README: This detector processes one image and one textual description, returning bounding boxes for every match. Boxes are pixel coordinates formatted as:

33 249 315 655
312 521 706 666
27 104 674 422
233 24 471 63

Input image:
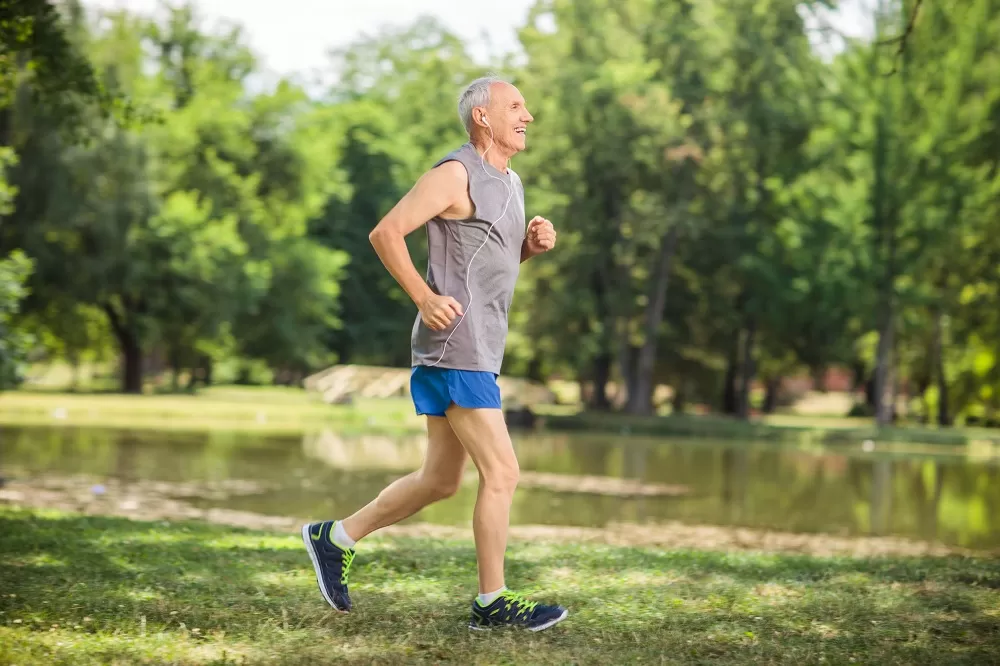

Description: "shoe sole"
468 608 569 632
301 524 349 613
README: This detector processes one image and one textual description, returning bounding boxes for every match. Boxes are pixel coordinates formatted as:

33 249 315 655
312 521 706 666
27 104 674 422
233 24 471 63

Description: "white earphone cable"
426 124 515 367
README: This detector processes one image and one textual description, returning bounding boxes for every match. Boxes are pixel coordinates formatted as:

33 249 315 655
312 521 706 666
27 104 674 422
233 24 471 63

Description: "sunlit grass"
0 388 423 435
2 506 999 665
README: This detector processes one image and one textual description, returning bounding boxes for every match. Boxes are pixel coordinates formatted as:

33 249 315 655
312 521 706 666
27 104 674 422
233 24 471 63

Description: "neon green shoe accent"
310 524 322 540
339 548 356 586
500 590 538 619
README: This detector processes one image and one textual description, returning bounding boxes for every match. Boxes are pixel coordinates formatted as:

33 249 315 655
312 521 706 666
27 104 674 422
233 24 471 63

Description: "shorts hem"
410 366 502 417
414 398 502 417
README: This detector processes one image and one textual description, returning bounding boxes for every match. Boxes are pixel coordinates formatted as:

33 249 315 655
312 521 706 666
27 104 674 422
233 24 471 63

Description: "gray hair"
458 75 506 135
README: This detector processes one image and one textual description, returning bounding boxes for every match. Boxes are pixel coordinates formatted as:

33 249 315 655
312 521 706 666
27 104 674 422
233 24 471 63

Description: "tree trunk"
588 352 613 411
672 380 686 414
865 373 877 410
721 338 739 415
526 353 544 383
202 355 214 386
0 107 10 150
915 367 931 424
851 358 867 392
121 332 143 394
871 92 896 427
874 304 894 426
169 344 182 392
762 376 781 414
587 260 615 411
626 224 679 416
738 318 757 420
934 311 951 426
68 352 80 392
811 366 826 392
617 341 637 408
102 303 143 394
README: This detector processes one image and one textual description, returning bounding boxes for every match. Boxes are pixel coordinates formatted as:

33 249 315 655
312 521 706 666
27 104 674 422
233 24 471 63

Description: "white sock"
477 586 507 606
332 520 357 549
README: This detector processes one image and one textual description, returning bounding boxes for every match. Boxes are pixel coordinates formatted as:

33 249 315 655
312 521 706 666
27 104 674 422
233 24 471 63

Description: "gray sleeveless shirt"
410 142 525 373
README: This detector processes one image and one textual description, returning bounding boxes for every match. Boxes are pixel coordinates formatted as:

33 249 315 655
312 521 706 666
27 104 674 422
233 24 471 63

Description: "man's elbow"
368 225 390 248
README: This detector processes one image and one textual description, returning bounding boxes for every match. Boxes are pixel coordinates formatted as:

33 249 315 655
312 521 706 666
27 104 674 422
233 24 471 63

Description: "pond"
2 424 998 550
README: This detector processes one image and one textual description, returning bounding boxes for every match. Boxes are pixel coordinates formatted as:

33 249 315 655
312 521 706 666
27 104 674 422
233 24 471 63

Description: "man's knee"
446 406 520 494
480 456 519 494
420 467 464 500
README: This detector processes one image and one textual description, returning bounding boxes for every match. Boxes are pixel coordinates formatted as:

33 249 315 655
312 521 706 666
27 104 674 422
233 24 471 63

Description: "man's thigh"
444 406 517 474
422 415 468 480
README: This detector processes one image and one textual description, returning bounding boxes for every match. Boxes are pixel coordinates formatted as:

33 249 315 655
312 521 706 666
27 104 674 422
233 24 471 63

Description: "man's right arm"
368 161 467 322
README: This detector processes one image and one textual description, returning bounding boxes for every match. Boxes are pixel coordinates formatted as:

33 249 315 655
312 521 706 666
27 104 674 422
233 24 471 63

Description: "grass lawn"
1 507 999 665
0 387 425 436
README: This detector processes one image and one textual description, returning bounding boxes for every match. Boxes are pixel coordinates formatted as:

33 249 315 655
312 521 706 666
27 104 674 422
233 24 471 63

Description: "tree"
4 3 346 392
0 0 125 391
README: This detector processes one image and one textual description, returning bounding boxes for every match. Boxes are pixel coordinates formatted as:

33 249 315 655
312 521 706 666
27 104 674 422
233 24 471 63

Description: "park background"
1 0 999 664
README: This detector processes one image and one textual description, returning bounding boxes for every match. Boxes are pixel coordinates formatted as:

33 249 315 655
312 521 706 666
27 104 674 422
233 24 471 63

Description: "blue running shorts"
410 366 502 416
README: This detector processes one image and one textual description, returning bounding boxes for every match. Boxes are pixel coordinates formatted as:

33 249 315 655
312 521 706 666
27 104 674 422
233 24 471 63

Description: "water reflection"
1 424 998 549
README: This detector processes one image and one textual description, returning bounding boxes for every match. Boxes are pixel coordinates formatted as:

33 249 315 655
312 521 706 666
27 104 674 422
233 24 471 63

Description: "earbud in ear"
482 115 490 127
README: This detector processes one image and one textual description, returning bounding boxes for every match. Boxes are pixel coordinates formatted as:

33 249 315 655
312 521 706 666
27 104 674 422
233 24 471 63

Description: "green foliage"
0 147 32 390
0 1 99 106
503 0 1000 423
0 0 998 422
0 145 16 211
0 0 136 141
234 237 348 373
2 3 347 392
0 249 33 389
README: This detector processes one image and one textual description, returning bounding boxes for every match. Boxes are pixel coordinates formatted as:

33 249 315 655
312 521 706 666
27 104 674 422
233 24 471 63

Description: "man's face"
486 82 534 154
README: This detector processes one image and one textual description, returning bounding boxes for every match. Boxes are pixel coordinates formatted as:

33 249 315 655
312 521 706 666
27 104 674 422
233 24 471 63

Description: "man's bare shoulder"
409 159 468 194
431 159 469 185
419 159 473 219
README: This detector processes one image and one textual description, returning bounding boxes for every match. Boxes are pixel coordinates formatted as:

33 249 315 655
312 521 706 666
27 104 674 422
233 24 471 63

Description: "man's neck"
471 136 512 173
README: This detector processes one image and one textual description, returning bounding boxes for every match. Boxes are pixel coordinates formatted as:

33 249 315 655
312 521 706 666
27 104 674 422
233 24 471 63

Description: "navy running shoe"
468 590 568 632
301 520 355 612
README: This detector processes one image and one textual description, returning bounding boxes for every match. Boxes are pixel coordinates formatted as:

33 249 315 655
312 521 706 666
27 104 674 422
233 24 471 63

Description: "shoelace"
500 590 538 616
340 549 355 586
